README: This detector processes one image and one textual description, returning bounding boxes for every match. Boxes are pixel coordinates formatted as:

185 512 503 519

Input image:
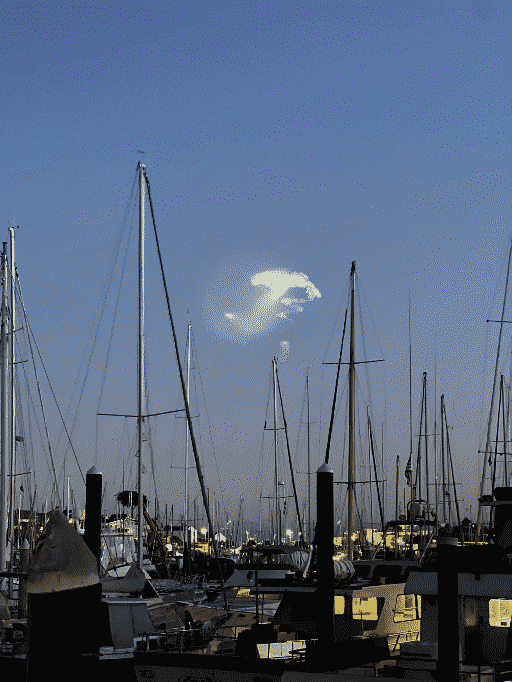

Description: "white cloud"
205 266 321 343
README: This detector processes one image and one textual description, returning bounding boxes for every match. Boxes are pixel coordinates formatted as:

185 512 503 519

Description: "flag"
405 455 412 487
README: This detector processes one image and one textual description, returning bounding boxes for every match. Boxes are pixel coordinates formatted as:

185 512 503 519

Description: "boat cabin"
224 544 312 588
268 580 421 652
404 546 512 665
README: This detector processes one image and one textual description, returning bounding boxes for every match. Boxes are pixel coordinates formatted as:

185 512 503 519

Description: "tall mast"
424 372 430 516
184 322 191 556
394 455 399 558
0 243 8 575
137 161 146 569
348 261 356 562
409 297 412 465
408 295 415 539
9 228 15 550
307 372 311 543
441 394 446 523
273 358 279 543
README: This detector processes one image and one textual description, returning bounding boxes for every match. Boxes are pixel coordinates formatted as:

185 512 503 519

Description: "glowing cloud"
204 266 321 343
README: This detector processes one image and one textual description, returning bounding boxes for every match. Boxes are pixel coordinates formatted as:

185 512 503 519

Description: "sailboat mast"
137 161 146 569
184 322 191 555
441 394 446 523
307 373 311 543
9 228 15 550
0 243 8 574
273 358 279 543
348 261 356 562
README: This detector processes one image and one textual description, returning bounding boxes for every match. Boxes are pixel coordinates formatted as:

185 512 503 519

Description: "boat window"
464 598 477 627
393 594 421 622
334 596 345 615
352 596 381 621
489 599 512 628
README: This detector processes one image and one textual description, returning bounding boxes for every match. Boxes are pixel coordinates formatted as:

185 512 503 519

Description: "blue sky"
1 0 511 536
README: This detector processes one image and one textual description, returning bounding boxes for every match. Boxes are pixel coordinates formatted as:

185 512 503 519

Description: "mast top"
351 261 356 274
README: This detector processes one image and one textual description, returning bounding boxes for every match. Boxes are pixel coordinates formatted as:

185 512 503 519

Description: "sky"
1 0 511 540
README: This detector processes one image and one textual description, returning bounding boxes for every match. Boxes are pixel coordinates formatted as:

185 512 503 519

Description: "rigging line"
147 420 159 509
325 307 348 465
15 273 62 500
190 334 207 482
96 194 137 462
356 272 386 358
322 291 348 365
492 378 503 492
18 367 35 503
13 371 30 487
353 487 365 548
355 400 366 518
356 276 378 432
353 360 382 470
414 375 426 495
444 401 461 530
294 374 309 461
333 374 350 490
142 373 158 505
275 358 304 541
22 303 85 487
191 328 226 515
64 171 139 455
12 290 35 502
124 420 136 489
92 202 138 455
260 365 275 503
257 395 268 524
319 283 351 465
368 411 385 534
145 171 226 603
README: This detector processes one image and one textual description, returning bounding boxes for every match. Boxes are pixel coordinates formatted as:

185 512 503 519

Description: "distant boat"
224 542 311 589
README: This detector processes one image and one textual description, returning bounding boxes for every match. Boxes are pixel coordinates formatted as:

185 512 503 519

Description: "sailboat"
96 162 240 651
95 163 158 600
225 358 311 593
269 263 422 654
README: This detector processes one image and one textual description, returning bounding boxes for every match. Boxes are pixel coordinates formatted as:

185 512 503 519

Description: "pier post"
315 462 334 668
436 542 460 680
84 465 102 572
